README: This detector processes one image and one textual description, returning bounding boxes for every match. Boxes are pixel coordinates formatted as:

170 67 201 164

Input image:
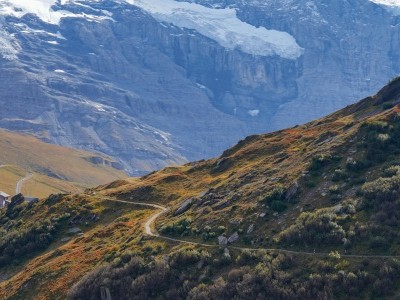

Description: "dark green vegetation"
0 193 112 269
69 247 400 300
2 78 400 299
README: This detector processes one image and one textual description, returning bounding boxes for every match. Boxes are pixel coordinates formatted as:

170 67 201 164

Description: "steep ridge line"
16 173 33 194
106 199 400 259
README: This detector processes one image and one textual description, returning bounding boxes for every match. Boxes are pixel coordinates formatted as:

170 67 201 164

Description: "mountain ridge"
1 0 399 174
2 78 400 299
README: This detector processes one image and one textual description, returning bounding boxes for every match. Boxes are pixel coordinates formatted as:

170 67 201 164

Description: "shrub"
376 133 390 144
0 222 57 267
346 159 371 172
328 251 341 260
369 236 389 249
332 169 348 182
160 218 192 235
278 209 346 246
383 103 395 110
362 121 388 132
362 175 400 203
305 180 317 188
383 165 400 177
263 185 286 203
270 201 287 213
329 185 340 195
262 185 289 212
309 154 332 171
217 226 227 234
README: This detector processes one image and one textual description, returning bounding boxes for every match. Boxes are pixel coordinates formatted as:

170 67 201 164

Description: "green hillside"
2 78 400 299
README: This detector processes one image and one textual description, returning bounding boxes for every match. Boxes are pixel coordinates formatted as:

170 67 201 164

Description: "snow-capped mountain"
371 0 400 14
0 0 399 174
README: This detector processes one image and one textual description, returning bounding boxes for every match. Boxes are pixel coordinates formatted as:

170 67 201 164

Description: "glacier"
0 0 304 59
127 0 304 59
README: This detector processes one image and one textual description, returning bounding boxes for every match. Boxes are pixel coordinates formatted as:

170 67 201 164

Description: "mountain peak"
371 0 400 15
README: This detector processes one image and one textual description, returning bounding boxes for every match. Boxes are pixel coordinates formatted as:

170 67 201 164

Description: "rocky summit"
0 0 399 174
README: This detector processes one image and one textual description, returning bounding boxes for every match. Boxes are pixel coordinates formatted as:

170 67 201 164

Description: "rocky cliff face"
0 0 399 174
231 0 400 128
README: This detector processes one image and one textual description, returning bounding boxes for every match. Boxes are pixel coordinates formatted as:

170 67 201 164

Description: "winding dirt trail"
107 198 400 259
16 173 33 194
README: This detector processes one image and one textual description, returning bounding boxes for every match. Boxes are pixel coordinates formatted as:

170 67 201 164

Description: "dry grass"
21 174 83 198
0 196 158 300
0 165 25 195
0 129 126 186
0 130 127 198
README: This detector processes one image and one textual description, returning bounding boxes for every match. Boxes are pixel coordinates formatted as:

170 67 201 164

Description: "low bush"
332 169 348 182
278 209 346 246
270 200 287 213
262 185 288 212
309 154 332 171
361 175 400 203
159 218 192 235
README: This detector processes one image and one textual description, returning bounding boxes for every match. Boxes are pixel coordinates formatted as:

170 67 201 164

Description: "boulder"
174 198 193 216
228 232 239 243
286 181 299 200
68 227 82 234
198 189 209 198
247 224 254 234
212 158 232 173
218 235 228 245
213 200 230 210
100 287 112 300
230 193 242 202
197 260 204 269
229 219 242 226
223 248 231 260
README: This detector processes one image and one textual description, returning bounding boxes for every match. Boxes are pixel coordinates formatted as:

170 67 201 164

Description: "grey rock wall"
0 0 399 175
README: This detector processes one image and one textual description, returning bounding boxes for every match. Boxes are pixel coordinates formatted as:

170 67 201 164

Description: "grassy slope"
0 194 155 299
2 78 400 299
96 78 400 254
0 130 126 197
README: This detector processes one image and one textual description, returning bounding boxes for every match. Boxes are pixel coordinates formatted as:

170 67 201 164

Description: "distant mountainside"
2 78 400 299
0 129 126 197
0 0 399 174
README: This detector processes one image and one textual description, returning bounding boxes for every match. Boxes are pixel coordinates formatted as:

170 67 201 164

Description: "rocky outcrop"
218 236 228 246
286 181 299 201
228 232 240 244
174 198 193 216
100 287 112 300
247 224 254 235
